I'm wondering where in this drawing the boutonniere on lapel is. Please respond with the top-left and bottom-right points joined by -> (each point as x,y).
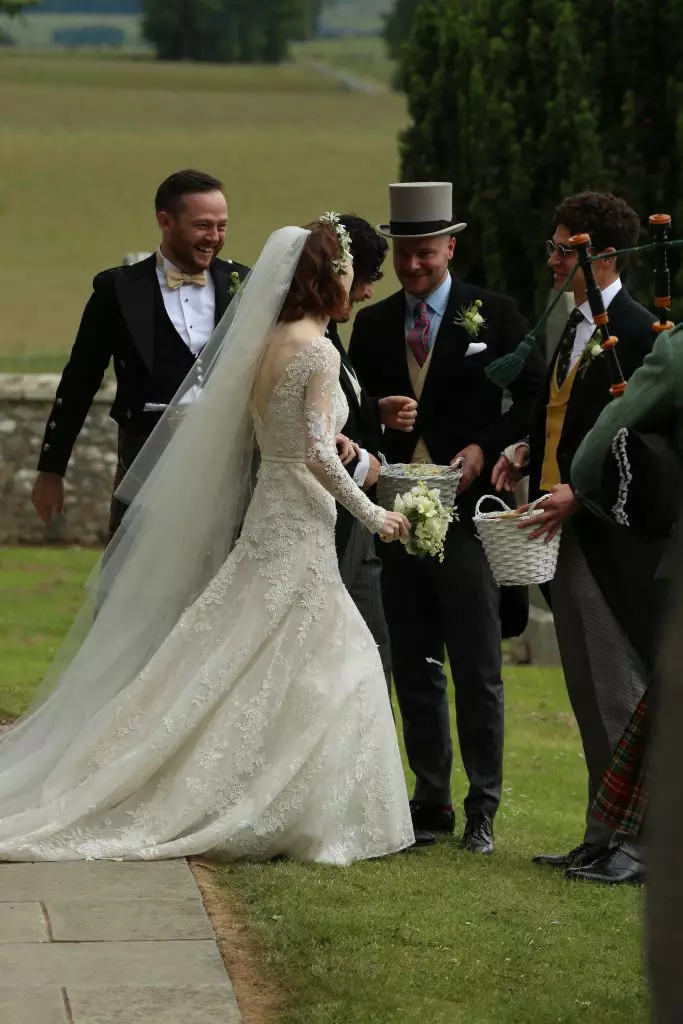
228,270 -> 243,300
578,330 -> 606,376
454,299 -> 486,338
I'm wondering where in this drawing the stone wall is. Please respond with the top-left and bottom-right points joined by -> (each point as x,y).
0,374 -> 117,546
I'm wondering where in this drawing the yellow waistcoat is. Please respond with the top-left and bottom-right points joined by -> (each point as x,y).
540,359 -> 581,491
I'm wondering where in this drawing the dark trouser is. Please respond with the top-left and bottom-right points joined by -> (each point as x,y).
340,520 -> 392,692
549,523 -> 647,848
106,428 -> 151,544
380,522 -> 504,819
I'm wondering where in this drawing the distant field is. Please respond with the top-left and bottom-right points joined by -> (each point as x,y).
318,0 -> 392,34
1,0 -> 392,48
293,35 -> 395,86
0,53 -> 406,369
0,12 -> 143,48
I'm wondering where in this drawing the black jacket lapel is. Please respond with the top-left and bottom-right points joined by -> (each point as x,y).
384,289 -> 417,399
115,255 -> 157,374
210,259 -> 233,326
326,323 -> 363,416
419,276 -> 472,407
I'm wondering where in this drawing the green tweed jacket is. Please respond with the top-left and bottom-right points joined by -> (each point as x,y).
572,322 -> 683,575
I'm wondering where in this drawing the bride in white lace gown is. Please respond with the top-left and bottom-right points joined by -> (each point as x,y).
0,221 -> 414,864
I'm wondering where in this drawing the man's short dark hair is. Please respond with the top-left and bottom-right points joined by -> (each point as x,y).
553,191 -> 641,271
155,169 -> 224,217
339,214 -> 389,285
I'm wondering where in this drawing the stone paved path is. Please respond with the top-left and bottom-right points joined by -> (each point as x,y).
0,860 -> 243,1023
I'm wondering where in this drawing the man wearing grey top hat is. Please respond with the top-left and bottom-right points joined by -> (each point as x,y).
349,182 -> 544,852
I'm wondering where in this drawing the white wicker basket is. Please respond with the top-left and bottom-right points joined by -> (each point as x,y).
473,494 -> 561,586
376,457 -> 463,511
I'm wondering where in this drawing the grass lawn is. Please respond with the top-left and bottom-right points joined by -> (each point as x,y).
0,547 -> 647,1022
0,52 -> 406,372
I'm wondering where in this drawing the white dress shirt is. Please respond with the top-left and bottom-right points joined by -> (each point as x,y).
569,277 -> 622,371
143,251 -> 217,412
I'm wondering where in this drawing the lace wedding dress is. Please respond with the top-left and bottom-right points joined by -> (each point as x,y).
0,333 -> 414,864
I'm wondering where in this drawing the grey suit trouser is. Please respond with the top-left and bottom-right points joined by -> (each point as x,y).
340,520 -> 392,692
549,522 -> 647,847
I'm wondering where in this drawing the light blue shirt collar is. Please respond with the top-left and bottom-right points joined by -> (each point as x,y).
405,273 -> 452,317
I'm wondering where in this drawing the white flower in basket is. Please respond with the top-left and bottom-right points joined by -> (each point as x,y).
393,481 -> 457,562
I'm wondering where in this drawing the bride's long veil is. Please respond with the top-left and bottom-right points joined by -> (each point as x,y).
0,226 -> 309,798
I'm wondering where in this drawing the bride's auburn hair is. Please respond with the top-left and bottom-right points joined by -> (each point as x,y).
279,221 -> 349,323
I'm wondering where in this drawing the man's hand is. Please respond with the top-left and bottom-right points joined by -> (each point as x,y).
517,483 -> 580,542
363,453 -> 381,490
378,395 -> 418,432
453,443 -> 485,494
491,443 -> 529,494
32,471 -> 65,525
336,434 -> 357,466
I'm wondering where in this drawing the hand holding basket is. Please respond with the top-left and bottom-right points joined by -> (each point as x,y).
473,494 -> 561,586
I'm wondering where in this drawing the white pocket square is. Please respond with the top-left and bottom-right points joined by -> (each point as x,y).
465,342 -> 487,356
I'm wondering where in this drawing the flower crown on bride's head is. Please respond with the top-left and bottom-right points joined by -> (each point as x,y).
319,212 -> 352,276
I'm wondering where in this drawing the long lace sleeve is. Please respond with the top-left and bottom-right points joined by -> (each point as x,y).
304,341 -> 387,535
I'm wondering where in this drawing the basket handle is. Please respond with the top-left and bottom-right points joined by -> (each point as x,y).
474,494 -> 511,516
474,493 -> 552,518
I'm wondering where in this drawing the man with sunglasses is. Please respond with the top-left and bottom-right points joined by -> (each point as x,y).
492,192 -> 660,883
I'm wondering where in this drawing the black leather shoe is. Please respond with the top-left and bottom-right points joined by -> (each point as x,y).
566,846 -> 645,885
460,815 -> 494,854
410,801 -> 455,835
401,829 -> 437,852
533,842 -> 608,870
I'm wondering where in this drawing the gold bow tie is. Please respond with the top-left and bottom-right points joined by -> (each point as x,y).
165,267 -> 207,289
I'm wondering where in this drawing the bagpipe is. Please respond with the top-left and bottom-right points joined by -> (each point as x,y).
485,213 -> 683,537
568,214 -> 674,395
571,215 -> 681,538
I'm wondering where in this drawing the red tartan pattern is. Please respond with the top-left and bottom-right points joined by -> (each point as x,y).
593,689 -> 650,836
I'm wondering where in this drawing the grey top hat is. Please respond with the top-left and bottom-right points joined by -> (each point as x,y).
378,182 -> 466,239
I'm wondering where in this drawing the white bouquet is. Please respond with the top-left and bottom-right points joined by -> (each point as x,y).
393,481 -> 457,562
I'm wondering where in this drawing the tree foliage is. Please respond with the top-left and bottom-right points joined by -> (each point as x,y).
141,0 -> 323,63
399,0 -> 683,317
0,0 -> 39,15
384,0 -> 422,61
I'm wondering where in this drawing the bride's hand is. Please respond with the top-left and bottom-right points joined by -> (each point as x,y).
379,511 -> 410,542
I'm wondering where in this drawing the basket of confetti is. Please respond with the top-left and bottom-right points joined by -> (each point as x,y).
472,494 -> 560,586
377,456 -> 463,512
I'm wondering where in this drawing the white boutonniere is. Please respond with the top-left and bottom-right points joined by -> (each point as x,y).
579,331 -> 605,376
455,299 -> 486,338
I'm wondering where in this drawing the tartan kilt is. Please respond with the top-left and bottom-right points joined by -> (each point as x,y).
593,689 -> 650,836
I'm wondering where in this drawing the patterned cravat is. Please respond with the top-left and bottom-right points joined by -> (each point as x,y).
555,306 -> 586,386
407,300 -> 432,367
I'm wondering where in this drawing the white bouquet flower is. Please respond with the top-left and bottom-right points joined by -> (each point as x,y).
393,480 -> 457,562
